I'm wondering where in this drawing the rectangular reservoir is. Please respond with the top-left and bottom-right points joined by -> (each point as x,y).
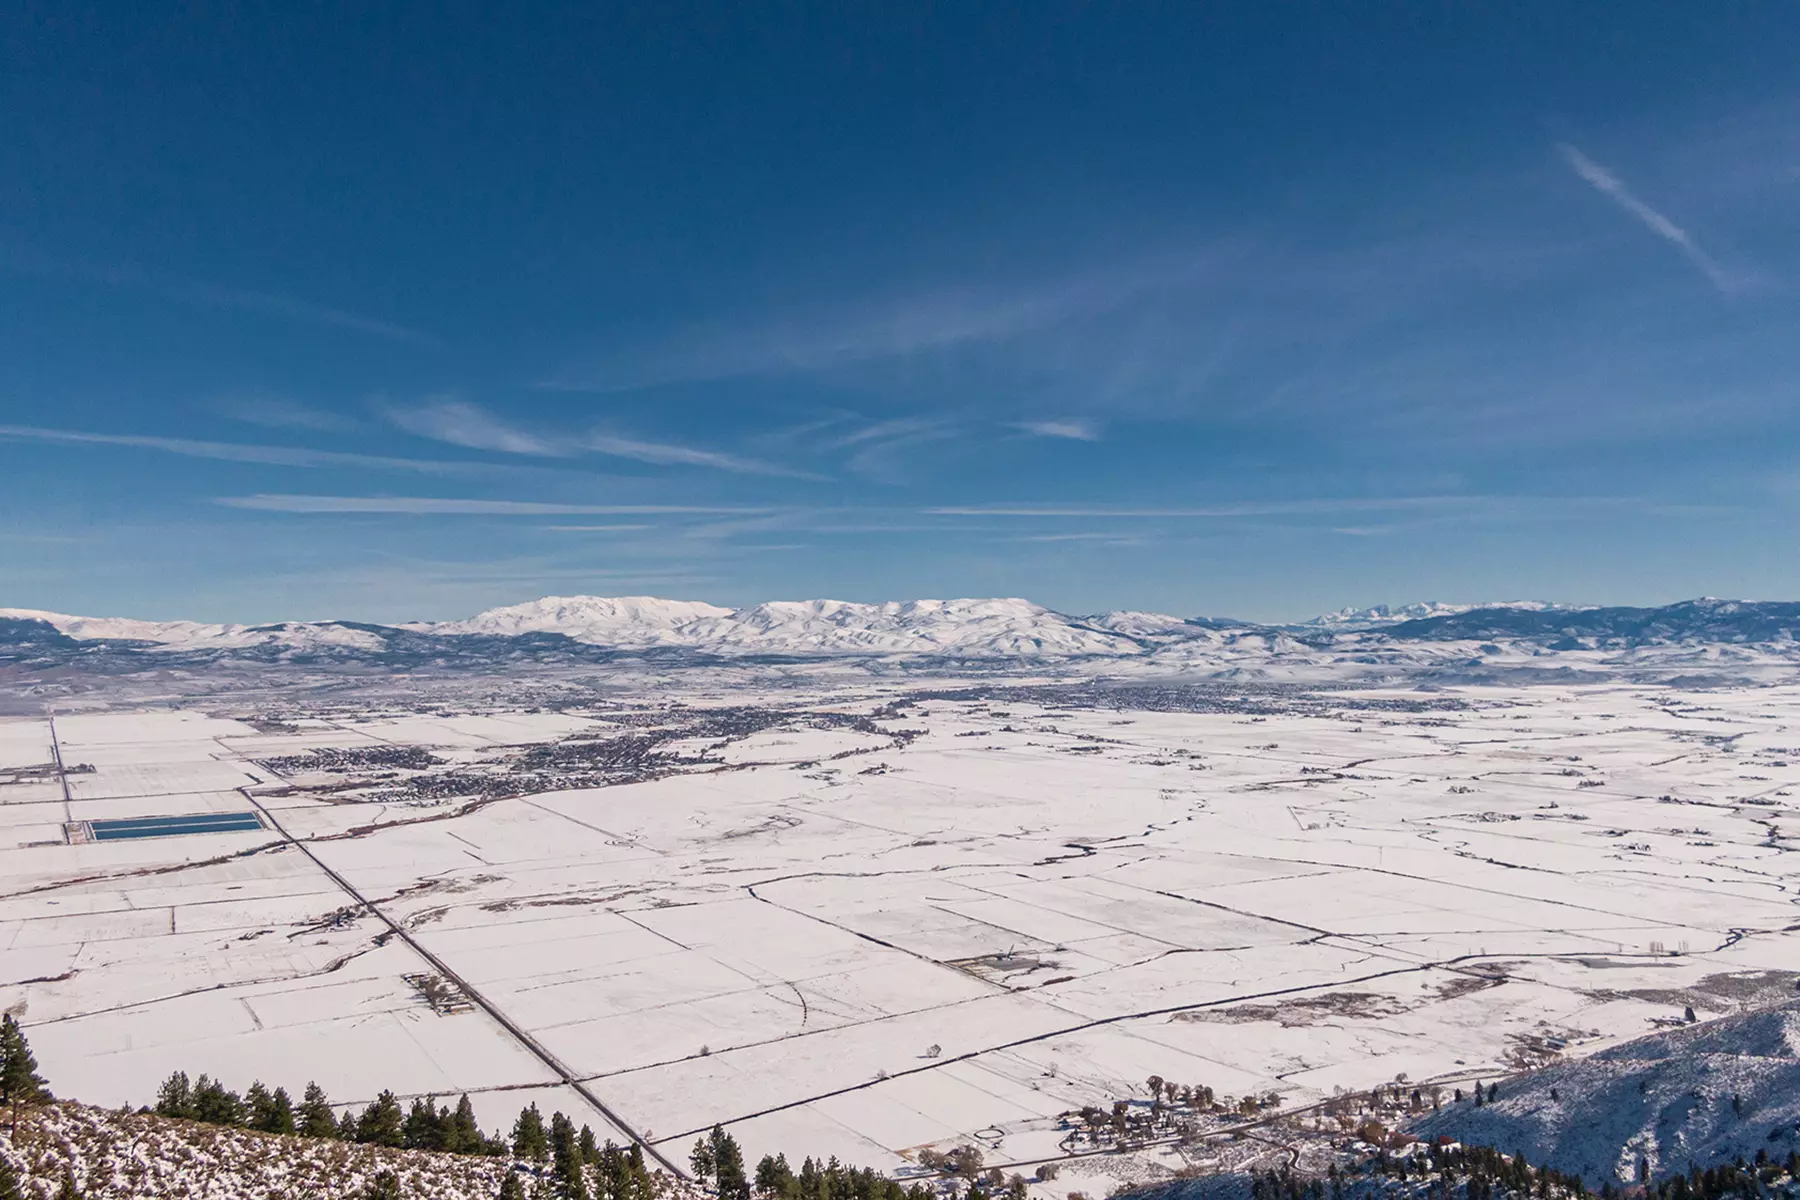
86,811 -> 266,841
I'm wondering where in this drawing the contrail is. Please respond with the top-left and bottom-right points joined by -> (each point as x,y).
1557,142 -> 1736,292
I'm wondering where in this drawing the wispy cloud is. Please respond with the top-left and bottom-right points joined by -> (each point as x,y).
387,399 -> 564,455
928,495 -> 1661,522
385,398 -> 822,478
542,250 -> 1229,393
1014,418 -> 1101,441
215,494 -> 766,515
1556,142 -> 1738,292
0,424 -> 503,475
211,395 -> 363,434
0,245 -> 438,345
1010,531 -> 1144,543
819,417 -> 959,483
924,498 -> 1482,518
827,417 -> 947,449
585,434 -> 826,479
743,412 -> 962,482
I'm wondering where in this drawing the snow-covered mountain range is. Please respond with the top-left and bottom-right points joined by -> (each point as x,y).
410,595 -> 735,647
5,595 -> 1800,681
1300,600 -> 1568,631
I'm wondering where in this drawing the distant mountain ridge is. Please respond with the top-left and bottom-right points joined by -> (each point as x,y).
1301,600 -> 1570,630
5,595 -> 1800,682
411,596 -> 735,646
1383,597 -> 1800,643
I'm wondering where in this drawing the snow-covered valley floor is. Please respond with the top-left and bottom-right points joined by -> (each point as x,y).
4,680 -> 1800,1194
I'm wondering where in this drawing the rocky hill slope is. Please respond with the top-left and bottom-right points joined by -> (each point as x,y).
0,1099 -> 697,1200
1410,1001 -> 1800,1186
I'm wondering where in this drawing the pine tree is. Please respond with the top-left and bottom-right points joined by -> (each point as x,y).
338,1110 -> 360,1141
709,1125 -> 750,1200
357,1090 -> 405,1147
247,1081 -> 296,1134
690,1135 -> 716,1182
0,1015 -> 50,1132
756,1152 -> 797,1200
269,1085 -> 296,1134
624,1143 -> 652,1200
363,1169 -> 403,1200
551,1113 -> 590,1200
403,1096 -> 446,1151
579,1125 -> 600,1166
298,1082 -> 338,1138
191,1075 -> 245,1126
154,1071 -> 194,1120
428,1093 -> 471,1158
499,1171 -> 528,1200
0,1154 -> 23,1200
513,1103 -> 549,1163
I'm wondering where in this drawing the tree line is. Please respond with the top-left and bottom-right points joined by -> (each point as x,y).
5,1018 -> 949,1200
692,1124 -> 943,1200
501,1104 -> 657,1200
146,1068 -> 669,1199
151,1071 -> 509,1156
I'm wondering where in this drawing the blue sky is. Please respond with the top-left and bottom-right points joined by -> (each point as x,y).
4,4 -> 1799,623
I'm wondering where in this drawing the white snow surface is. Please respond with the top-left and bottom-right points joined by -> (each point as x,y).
12,686 -> 1800,1179
1412,1003 -> 1800,1184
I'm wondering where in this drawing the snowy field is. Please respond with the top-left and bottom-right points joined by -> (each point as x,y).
4,682 -> 1800,1183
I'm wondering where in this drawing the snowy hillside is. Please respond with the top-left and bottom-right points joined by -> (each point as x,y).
1411,1002 -> 1800,1185
0,1101 -> 530,1200
0,607 -> 388,653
